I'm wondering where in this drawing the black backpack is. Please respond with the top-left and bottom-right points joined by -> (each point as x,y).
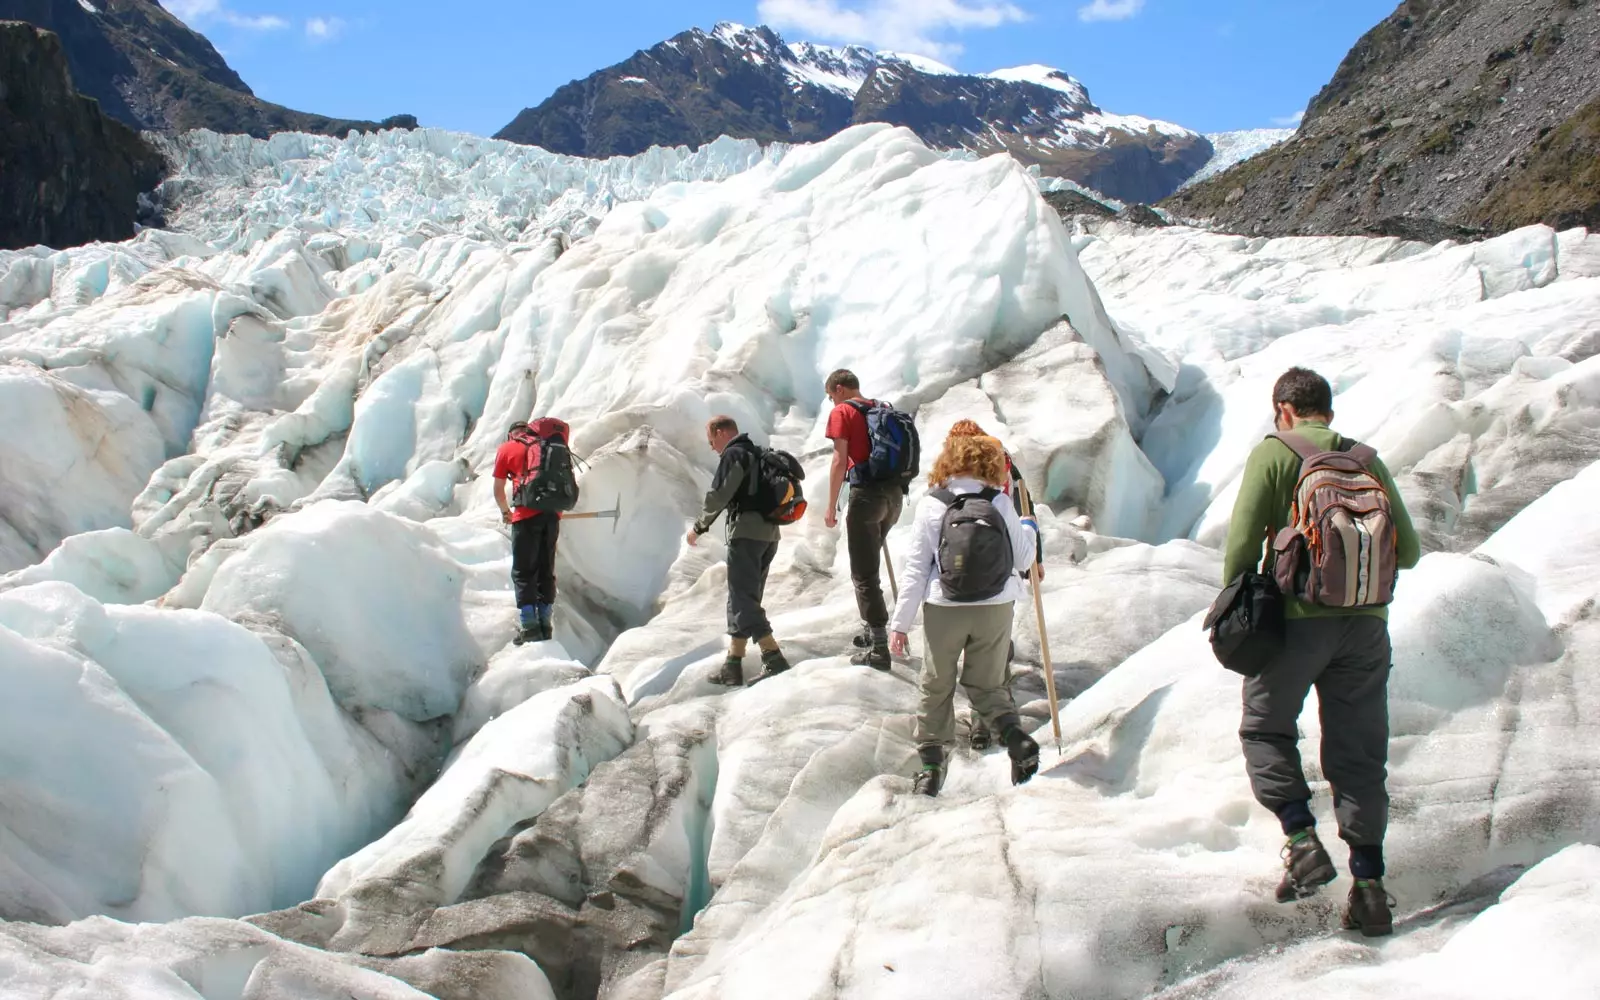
932,488 -> 1014,602
1202,572 -> 1285,676
846,399 -> 920,491
509,422 -> 581,513
745,447 -> 808,525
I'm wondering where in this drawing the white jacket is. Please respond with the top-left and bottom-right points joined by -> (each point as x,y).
890,477 -> 1039,634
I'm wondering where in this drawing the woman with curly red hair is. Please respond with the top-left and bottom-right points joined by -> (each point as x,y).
941,420 -> 1045,749
888,431 -> 1041,796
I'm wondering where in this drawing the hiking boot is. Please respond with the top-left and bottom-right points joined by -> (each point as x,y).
969,718 -> 992,751
709,656 -> 744,687
852,645 -> 891,671
851,623 -> 872,649
913,745 -> 945,797
749,648 -> 791,685
1341,879 -> 1396,937
1001,721 -> 1039,786
513,606 -> 541,646
1275,829 -> 1338,903
536,603 -> 554,642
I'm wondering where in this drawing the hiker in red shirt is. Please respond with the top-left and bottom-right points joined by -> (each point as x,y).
493,418 -> 576,644
823,368 -> 909,670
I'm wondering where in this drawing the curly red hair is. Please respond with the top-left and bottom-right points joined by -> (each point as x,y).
929,434 -> 1007,487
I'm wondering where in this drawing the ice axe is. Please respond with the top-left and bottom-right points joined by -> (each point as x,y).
562,493 -> 623,533
1017,479 -> 1062,755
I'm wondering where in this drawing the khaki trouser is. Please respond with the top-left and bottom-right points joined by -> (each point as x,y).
916,601 -> 1021,748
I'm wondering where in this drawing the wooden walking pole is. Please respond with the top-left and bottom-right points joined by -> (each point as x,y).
1018,480 -> 1062,753
882,539 -> 899,603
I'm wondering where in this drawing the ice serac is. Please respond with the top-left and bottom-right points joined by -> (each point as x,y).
305,675 -> 633,957
0,363 -> 165,573
0,582 -> 418,924
0,915 -> 555,1000
1074,221 -> 1600,545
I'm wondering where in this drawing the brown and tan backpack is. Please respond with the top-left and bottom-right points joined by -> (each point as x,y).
1269,432 -> 1398,608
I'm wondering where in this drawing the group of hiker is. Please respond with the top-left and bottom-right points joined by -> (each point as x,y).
493,364 -> 1416,938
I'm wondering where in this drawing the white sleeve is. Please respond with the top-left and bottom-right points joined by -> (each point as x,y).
996,491 -> 1038,574
891,497 -> 939,633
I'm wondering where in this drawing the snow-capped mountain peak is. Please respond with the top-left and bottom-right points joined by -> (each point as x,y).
496,22 -> 1213,203
987,64 -> 1092,106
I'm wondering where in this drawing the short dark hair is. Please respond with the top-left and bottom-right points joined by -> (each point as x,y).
824,369 -> 859,394
707,415 -> 739,436
508,421 -> 530,435
1272,367 -> 1333,418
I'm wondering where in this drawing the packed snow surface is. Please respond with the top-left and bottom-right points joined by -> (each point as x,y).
2,119 -> 1599,999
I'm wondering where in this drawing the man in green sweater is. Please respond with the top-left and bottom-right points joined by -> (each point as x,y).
1222,367 -> 1421,937
688,415 -> 791,687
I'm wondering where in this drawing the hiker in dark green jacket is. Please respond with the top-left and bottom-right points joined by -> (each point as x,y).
1223,367 -> 1420,938
688,415 -> 790,687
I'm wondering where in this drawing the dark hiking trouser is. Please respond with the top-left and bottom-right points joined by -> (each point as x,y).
917,602 -> 1021,747
727,538 -> 779,640
845,483 -> 904,629
511,515 -> 560,607
1240,615 -> 1392,848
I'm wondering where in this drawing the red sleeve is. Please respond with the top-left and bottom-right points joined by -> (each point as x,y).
825,403 -> 852,441
492,442 -> 515,480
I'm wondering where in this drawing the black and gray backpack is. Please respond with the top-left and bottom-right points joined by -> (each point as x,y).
932,488 -> 1013,602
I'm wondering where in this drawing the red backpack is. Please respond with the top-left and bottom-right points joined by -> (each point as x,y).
508,418 -> 580,513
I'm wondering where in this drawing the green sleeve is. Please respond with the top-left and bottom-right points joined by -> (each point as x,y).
695,460 -> 746,535
1222,442 -> 1278,584
1373,457 -> 1422,569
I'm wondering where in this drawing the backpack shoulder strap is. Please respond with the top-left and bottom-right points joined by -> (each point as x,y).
1268,431 -> 1320,462
1339,438 -> 1378,468
845,398 -> 873,415
930,488 -> 957,506
975,487 -> 1001,502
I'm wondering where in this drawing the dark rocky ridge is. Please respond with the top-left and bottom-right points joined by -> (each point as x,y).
496,23 -> 1212,204
1164,0 -> 1600,238
0,20 -> 165,250
0,0 -> 415,137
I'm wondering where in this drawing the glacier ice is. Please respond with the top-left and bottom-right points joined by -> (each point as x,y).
0,119 -> 1598,999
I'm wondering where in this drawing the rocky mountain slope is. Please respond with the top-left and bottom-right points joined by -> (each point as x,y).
495,22 -> 1211,204
1164,0 -> 1600,238
0,21 -> 164,250
0,0 -> 414,138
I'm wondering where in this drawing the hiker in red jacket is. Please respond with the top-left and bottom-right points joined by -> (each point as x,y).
493,418 -> 578,644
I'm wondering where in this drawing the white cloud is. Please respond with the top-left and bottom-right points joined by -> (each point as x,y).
1077,0 -> 1144,23
305,16 -> 346,42
1272,110 -> 1306,127
161,0 -> 220,19
756,0 -> 1028,61
223,12 -> 288,30
161,1 -> 287,31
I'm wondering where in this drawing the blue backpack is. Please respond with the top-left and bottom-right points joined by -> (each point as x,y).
846,399 -> 920,491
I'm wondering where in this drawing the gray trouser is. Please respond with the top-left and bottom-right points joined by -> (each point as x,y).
727,538 -> 778,640
916,602 -> 1021,748
1240,615 -> 1392,846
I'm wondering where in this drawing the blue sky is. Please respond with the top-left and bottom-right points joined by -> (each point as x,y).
165,0 -> 1400,138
